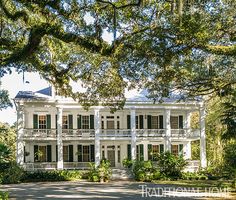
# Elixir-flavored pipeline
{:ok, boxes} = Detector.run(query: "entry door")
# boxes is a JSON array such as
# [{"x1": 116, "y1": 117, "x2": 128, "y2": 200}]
[
  {"x1": 107, "y1": 150, "x2": 115, "y2": 167},
  {"x1": 107, "y1": 121, "x2": 115, "y2": 129}
]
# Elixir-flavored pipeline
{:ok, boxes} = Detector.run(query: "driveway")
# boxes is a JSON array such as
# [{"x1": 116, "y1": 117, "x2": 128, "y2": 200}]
[{"x1": 1, "y1": 180, "x2": 232, "y2": 200}]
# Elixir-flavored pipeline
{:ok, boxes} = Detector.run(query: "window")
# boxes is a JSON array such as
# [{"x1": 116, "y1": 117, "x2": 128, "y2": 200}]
[
  {"x1": 101, "y1": 121, "x2": 104, "y2": 129},
  {"x1": 83, "y1": 146, "x2": 90, "y2": 162},
  {"x1": 170, "y1": 116, "x2": 179, "y2": 129},
  {"x1": 82, "y1": 116, "x2": 90, "y2": 129},
  {"x1": 38, "y1": 115, "x2": 46, "y2": 129},
  {"x1": 38, "y1": 146, "x2": 47, "y2": 162},
  {"x1": 63, "y1": 146, "x2": 69, "y2": 162},
  {"x1": 62, "y1": 116, "x2": 68, "y2": 129},
  {"x1": 136, "y1": 144, "x2": 144, "y2": 161},
  {"x1": 151, "y1": 116, "x2": 158, "y2": 129},
  {"x1": 152, "y1": 145, "x2": 159, "y2": 161},
  {"x1": 171, "y1": 145, "x2": 179, "y2": 156}
]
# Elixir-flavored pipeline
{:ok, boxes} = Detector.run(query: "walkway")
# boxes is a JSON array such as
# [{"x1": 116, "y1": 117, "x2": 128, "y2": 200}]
[{"x1": 1, "y1": 180, "x2": 232, "y2": 199}]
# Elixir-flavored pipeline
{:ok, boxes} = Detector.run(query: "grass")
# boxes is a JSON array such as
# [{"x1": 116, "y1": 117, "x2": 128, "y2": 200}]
[
  {"x1": 0, "y1": 191, "x2": 9, "y2": 200},
  {"x1": 153, "y1": 179, "x2": 236, "y2": 199},
  {"x1": 153, "y1": 179, "x2": 234, "y2": 189}
]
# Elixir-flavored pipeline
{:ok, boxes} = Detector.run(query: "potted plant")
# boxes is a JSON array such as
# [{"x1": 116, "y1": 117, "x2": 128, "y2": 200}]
[{"x1": 34, "y1": 150, "x2": 43, "y2": 162}]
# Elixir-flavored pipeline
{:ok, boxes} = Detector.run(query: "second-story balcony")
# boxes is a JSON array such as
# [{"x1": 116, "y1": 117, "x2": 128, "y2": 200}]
[{"x1": 23, "y1": 128, "x2": 200, "y2": 140}]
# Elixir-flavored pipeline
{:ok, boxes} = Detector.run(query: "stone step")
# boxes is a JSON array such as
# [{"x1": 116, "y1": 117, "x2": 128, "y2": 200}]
[{"x1": 111, "y1": 168, "x2": 134, "y2": 180}]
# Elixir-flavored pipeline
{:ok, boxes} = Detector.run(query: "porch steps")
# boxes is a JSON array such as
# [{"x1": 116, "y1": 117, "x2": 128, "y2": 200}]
[{"x1": 111, "y1": 168, "x2": 134, "y2": 180}]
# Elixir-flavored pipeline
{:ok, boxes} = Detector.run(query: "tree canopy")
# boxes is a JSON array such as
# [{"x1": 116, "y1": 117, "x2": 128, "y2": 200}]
[{"x1": 1, "y1": 0, "x2": 236, "y2": 109}]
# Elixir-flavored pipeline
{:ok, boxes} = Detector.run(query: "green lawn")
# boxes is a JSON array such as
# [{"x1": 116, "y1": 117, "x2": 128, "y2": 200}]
[
  {"x1": 153, "y1": 180, "x2": 236, "y2": 199},
  {"x1": 153, "y1": 180, "x2": 234, "y2": 189}
]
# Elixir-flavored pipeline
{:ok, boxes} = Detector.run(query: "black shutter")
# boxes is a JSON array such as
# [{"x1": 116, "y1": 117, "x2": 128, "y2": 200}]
[
  {"x1": 127, "y1": 144, "x2": 131, "y2": 160},
  {"x1": 179, "y1": 116, "x2": 183, "y2": 129},
  {"x1": 69, "y1": 145, "x2": 73, "y2": 162},
  {"x1": 140, "y1": 144, "x2": 144, "y2": 161},
  {"x1": 148, "y1": 144, "x2": 152, "y2": 160},
  {"x1": 160, "y1": 144, "x2": 164, "y2": 154},
  {"x1": 69, "y1": 115, "x2": 73, "y2": 129},
  {"x1": 127, "y1": 115, "x2": 131, "y2": 129},
  {"x1": 90, "y1": 115, "x2": 94, "y2": 129},
  {"x1": 33, "y1": 114, "x2": 38, "y2": 129},
  {"x1": 47, "y1": 145, "x2": 52, "y2": 162},
  {"x1": 159, "y1": 115, "x2": 164, "y2": 129},
  {"x1": 46, "y1": 114, "x2": 51, "y2": 129},
  {"x1": 56, "y1": 145, "x2": 58, "y2": 162},
  {"x1": 34, "y1": 145, "x2": 38, "y2": 162},
  {"x1": 90, "y1": 145, "x2": 95, "y2": 162},
  {"x1": 139, "y1": 115, "x2": 144, "y2": 129},
  {"x1": 147, "y1": 115, "x2": 152, "y2": 129},
  {"x1": 24, "y1": 146, "x2": 26, "y2": 163},
  {"x1": 77, "y1": 145, "x2": 82, "y2": 162},
  {"x1": 77, "y1": 115, "x2": 82, "y2": 129},
  {"x1": 55, "y1": 114, "x2": 58, "y2": 129}
]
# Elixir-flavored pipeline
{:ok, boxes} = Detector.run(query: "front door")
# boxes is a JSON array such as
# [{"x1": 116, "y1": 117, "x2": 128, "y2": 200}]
[{"x1": 107, "y1": 149, "x2": 115, "y2": 167}]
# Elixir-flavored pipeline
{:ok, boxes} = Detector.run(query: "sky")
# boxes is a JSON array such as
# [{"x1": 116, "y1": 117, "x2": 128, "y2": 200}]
[{"x1": 0, "y1": 71, "x2": 49, "y2": 125}]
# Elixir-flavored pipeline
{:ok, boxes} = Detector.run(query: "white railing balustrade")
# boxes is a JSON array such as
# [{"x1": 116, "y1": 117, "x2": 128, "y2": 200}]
[
  {"x1": 23, "y1": 162, "x2": 91, "y2": 171},
  {"x1": 23, "y1": 128, "x2": 200, "y2": 139},
  {"x1": 100, "y1": 129, "x2": 131, "y2": 137}
]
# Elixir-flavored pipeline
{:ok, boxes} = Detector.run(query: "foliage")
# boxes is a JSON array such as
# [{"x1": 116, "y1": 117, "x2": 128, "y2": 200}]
[
  {"x1": 0, "y1": 89, "x2": 12, "y2": 110},
  {"x1": 0, "y1": 191, "x2": 9, "y2": 200},
  {"x1": 0, "y1": 162, "x2": 24, "y2": 184},
  {"x1": 157, "y1": 152, "x2": 187, "y2": 179},
  {"x1": 1, "y1": 0, "x2": 236, "y2": 109},
  {"x1": 181, "y1": 172, "x2": 207, "y2": 181},
  {"x1": 0, "y1": 143, "x2": 11, "y2": 163},
  {"x1": 0, "y1": 123, "x2": 16, "y2": 162},
  {"x1": 122, "y1": 158, "x2": 133, "y2": 168},
  {"x1": 132, "y1": 160, "x2": 160, "y2": 182},
  {"x1": 23, "y1": 170, "x2": 82, "y2": 182},
  {"x1": 88, "y1": 159, "x2": 112, "y2": 182}
]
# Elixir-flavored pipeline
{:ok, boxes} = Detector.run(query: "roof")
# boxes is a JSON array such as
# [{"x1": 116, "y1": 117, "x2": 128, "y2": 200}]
[
  {"x1": 15, "y1": 86, "x2": 201, "y2": 103},
  {"x1": 15, "y1": 86, "x2": 53, "y2": 100}
]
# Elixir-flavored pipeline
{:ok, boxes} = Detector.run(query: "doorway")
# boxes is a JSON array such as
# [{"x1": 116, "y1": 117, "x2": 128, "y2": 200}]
[{"x1": 107, "y1": 149, "x2": 116, "y2": 167}]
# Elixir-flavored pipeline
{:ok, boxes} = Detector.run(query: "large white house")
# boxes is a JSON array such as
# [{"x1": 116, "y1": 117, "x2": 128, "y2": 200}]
[{"x1": 14, "y1": 86, "x2": 207, "y2": 171}]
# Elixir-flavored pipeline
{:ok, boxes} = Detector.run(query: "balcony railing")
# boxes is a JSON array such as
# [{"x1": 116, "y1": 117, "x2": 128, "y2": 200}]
[
  {"x1": 23, "y1": 162, "x2": 91, "y2": 171},
  {"x1": 23, "y1": 128, "x2": 200, "y2": 139}
]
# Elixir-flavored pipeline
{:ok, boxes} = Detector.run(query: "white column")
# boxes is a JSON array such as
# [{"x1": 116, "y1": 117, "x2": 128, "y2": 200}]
[
  {"x1": 94, "y1": 108, "x2": 101, "y2": 167},
  {"x1": 185, "y1": 111, "x2": 191, "y2": 136},
  {"x1": 130, "y1": 109, "x2": 136, "y2": 161},
  {"x1": 164, "y1": 109, "x2": 171, "y2": 152},
  {"x1": 57, "y1": 107, "x2": 63, "y2": 170},
  {"x1": 185, "y1": 142, "x2": 192, "y2": 159},
  {"x1": 200, "y1": 105, "x2": 207, "y2": 168},
  {"x1": 16, "y1": 104, "x2": 24, "y2": 165}
]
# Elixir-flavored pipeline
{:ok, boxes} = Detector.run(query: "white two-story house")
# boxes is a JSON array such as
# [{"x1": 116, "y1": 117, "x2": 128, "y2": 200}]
[{"x1": 14, "y1": 86, "x2": 207, "y2": 171}]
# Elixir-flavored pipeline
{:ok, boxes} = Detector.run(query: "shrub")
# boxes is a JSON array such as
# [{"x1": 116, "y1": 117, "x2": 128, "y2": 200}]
[
  {"x1": 133, "y1": 160, "x2": 159, "y2": 181},
  {"x1": 122, "y1": 158, "x2": 133, "y2": 168},
  {"x1": 0, "y1": 162, "x2": 24, "y2": 184},
  {"x1": 23, "y1": 170, "x2": 81, "y2": 182},
  {"x1": 0, "y1": 191, "x2": 9, "y2": 200},
  {"x1": 88, "y1": 159, "x2": 112, "y2": 182},
  {"x1": 157, "y1": 151, "x2": 187, "y2": 180}
]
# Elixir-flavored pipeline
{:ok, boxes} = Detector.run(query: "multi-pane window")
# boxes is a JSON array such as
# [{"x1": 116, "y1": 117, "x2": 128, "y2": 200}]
[
  {"x1": 83, "y1": 146, "x2": 90, "y2": 162},
  {"x1": 62, "y1": 116, "x2": 68, "y2": 129},
  {"x1": 82, "y1": 116, "x2": 90, "y2": 129},
  {"x1": 38, "y1": 146, "x2": 47, "y2": 162},
  {"x1": 151, "y1": 116, "x2": 158, "y2": 129},
  {"x1": 152, "y1": 145, "x2": 159, "y2": 161},
  {"x1": 170, "y1": 116, "x2": 179, "y2": 129},
  {"x1": 38, "y1": 115, "x2": 47, "y2": 129},
  {"x1": 171, "y1": 145, "x2": 179, "y2": 156},
  {"x1": 63, "y1": 146, "x2": 69, "y2": 162}
]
